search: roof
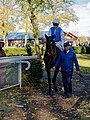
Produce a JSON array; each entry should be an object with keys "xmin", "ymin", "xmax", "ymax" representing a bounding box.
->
[
  {"xmin": 0, "ymin": 33, "xmax": 34, "ymax": 41},
  {"xmin": 0, "ymin": 31, "xmax": 78, "ymax": 41}
]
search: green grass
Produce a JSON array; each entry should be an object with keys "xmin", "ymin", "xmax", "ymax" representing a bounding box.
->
[{"xmin": 76, "ymin": 54, "xmax": 90, "ymax": 73}]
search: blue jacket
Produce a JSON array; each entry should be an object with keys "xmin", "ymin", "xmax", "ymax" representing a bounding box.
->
[
  {"xmin": 55, "ymin": 47, "xmax": 80, "ymax": 73},
  {"xmin": 48, "ymin": 27, "xmax": 62, "ymax": 42}
]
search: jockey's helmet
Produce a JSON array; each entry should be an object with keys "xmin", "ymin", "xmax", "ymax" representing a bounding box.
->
[{"xmin": 52, "ymin": 19, "xmax": 60, "ymax": 25}]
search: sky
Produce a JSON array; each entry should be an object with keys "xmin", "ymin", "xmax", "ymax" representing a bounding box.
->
[
  {"xmin": 63, "ymin": 0, "xmax": 90, "ymax": 36},
  {"xmin": 17, "ymin": 0, "xmax": 90, "ymax": 37}
]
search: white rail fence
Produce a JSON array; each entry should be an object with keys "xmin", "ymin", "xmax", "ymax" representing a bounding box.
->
[{"xmin": 0, "ymin": 55, "xmax": 38, "ymax": 91}]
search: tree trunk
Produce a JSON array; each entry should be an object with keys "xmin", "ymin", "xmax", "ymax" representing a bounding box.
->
[
  {"xmin": 25, "ymin": 34, "xmax": 27, "ymax": 46},
  {"xmin": 3, "ymin": 35, "xmax": 5, "ymax": 44},
  {"xmin": 29, "ymin": 10, "xmax": 40, "ymax": 56},
  {"xmin": 5, "ymin": 34, "xmax": 8, "ymax": 47}
]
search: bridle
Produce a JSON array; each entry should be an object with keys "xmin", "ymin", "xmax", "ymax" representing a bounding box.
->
[{"xmin": 46, "ymin": 40, "xmax": 56, "ymax": 56}]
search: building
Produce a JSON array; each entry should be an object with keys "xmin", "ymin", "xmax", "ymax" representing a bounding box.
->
[
  {"xmin": 0, "ymin": 33, "xmax": 34, "ymax": 47},
  {"xmin": 0, "ymin": 31, "xmax": 78, "ymax": 47}
]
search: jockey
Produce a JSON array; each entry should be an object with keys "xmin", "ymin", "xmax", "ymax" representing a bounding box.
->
[{"xmin": 48, "ymin": 19, "xmax": 64, "ymax": 52}]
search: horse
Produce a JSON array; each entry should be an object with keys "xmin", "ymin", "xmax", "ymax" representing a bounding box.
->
[{"xmin": 44, "ymin": 34, "xmax": 60, "ymax": 95}]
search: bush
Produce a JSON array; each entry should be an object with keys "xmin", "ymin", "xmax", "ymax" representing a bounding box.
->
[
  {"xmin": 31, "ymin": 46, "xmax": 36, "ymax": 54},
  {"xmin": 81, "ymin": 46, "xmax": 86, "ymax": 54},
  {"xmin": 73, "ymin": 46, "xmax": 90, "ymax": 54},
  {"xmin": 74, "ymin": 46, "xmax": 82, "ymax": 54},
  {"xmin": 3, "ymin": 47, "xmax": 27, "ymax": 56},
  {"xmin": 86, "ymin": 47, "xmax": 90, "ymax": 54},
  {"xmin": 22, "ymin": 59, "xmax": 43, "ymax": 86}
]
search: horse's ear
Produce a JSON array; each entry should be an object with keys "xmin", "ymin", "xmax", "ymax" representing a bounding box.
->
[{"xmin": 45, "ymin": 34, "xmax": 48, "ymax": 39}]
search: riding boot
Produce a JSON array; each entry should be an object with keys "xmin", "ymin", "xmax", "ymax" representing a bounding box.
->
[{"xmin": 52, "ymin": 79, "xmax": 58, "ymax": 92}]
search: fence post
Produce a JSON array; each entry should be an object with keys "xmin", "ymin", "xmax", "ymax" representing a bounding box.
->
[{"xmin": 18, "ymin": 63, "xmax": 22, "ymax": 89}]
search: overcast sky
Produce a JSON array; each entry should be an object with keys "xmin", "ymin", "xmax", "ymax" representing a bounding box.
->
[{"xmin": 63, "ymin": 0, "xmax": 90, "ymax": 36}]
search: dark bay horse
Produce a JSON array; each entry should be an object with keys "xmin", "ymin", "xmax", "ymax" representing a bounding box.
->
[{"xmin": 44, "ymin": 34, "xmax": 60, "ymax": 95}]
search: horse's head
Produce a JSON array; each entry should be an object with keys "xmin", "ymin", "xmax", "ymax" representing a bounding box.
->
[
  {"xmin": 45, "ymin": 34, "xmax": 55, "ymax": 42},
  {"xmin": 45, "ymin": 34, "xmax": 56, "ymax": 56}
]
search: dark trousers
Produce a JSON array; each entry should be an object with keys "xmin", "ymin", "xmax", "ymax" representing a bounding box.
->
[
  {"xmin": 56, "ymin": 47, "xmax": 61, "ymax": 57},
  {"xmin": 62, "ymin": 73, "xmax": 72, "ymax": 95}
]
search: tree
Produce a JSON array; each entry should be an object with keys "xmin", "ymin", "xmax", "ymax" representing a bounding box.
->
[
  {"xmin": 17, "ymin": 0, "xmax": 51, "ymax": 54},
  {"xmin": 16, "ymin": 0, "xmax": 78, "ymax": 54},
  {"xmin": 38, "ymin": 0, "xmax": 78, "ymax": 28},
  {"xmin": 0, "ymin": 0, "xmax": 18, "ymax": 46}
]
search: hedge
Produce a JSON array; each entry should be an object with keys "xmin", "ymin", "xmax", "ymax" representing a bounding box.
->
[
  {"xmin": 73, "ymin": 46, "xmax": 90, "ymax": 54},
  {"xmin": 86, "ymin": 47, "xmax": 90, "ymax": 54},
  {"xmin": 3, "ymin": 47, "xmax": 27, "ymax": 56},
  {"xmin": 22, "ymin": 59, "xmax": 43, "ymax": 86},
  {"xmin": 3, "ymin": 46, "xmax": 90, "ymax": 56}
]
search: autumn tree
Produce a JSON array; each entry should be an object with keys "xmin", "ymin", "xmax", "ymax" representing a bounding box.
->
[
  {"xmin": 16, "ymin": 0, "xmax": 78, "ymax": 54},
  {"xmin": 15, "ymin": 2, "xmax": 33, "ymax": 46},
  {"xmin": 17, "ymin": 0, "xmax": 52, "ymax": 54},
  {"xmin": 38, "ymin": 0, "xmax": 78, "ymax": 29},
  {"xmin": 0, "ymin": 0, "xmax": 18, "ymax": 46}
]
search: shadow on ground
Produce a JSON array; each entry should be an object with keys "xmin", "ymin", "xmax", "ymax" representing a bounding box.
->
[{"xmin": 0, "ymin": 71, "xmax": 90, "ymax": 120}]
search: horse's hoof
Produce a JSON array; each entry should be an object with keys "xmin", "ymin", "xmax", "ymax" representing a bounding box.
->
[
  {"xmin": 48, "ymin": 92, "xmax": 52, "ymax": 96},
  {"xmin": 55, "ymin": 88, "xmax": 58, "ymax": 92},
  {"xmin": 54, "ymin": 86, "xmax": 58, "ymax": 92},
  {"xmin": 45, "ymin": 91, "xmax": 52, "ymax": 96}
]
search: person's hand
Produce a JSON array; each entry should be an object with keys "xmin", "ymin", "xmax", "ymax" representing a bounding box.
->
[
  {"xmin": 76, "ymin": 71, "xmax": 80, "ymax": 74},
  {"xmin": 53, "ymin": 66, "xmax": 56, "ymax": 71},
  {"xmin": 43, "ymin": 38, "xmax": 46, "ymax": 43}
]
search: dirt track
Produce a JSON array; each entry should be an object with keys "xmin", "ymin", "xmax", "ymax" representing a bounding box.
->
[{"xmin": 0, "ymin": 71, "xmax": 90, "ymax": 120}]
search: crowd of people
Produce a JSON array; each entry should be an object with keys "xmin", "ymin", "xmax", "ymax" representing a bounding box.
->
[{"xmin": 79, "ymin": 41, "xmax": 90, "ymax": 46}]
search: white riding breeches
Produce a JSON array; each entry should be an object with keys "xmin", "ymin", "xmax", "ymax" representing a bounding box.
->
[{"xmin": 55, "ymin": 41, "xmax": 64, "ymax": 51}]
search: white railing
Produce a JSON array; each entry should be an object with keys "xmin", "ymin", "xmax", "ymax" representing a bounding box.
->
[{"xmin": 0, "ymin": 55, "xmax": 38, "ymax": 91}]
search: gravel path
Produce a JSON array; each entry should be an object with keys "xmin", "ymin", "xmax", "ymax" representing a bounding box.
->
[{"xmin": 0, "ymin": 71, "xmax": 90, "ymax": 120}]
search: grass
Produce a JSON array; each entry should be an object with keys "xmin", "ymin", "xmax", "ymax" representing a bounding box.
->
[{"xmin": 76, "ymin": 54, "xmax": 90, "ymax": 73}]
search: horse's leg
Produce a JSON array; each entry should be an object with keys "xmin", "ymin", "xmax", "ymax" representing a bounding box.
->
[
  {"xmin": 46, "ymin": 67, "xmax": 51, "ymax": 95},
  {"xmin": 52, "ymin": 69, "xmax": 59, "ymax": 92},
  {"xmin": 52, "ymin": 47, "xmax": 61, "ymax": 92}
]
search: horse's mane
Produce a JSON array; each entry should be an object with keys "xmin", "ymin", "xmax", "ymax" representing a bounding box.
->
[
  {"xmin": 45, "ymin": 34, "xmax": 56, "ymax": 53},
  {"xmin": 44, "ymin": 34, "xmax": 57, "ymax": 67}
]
